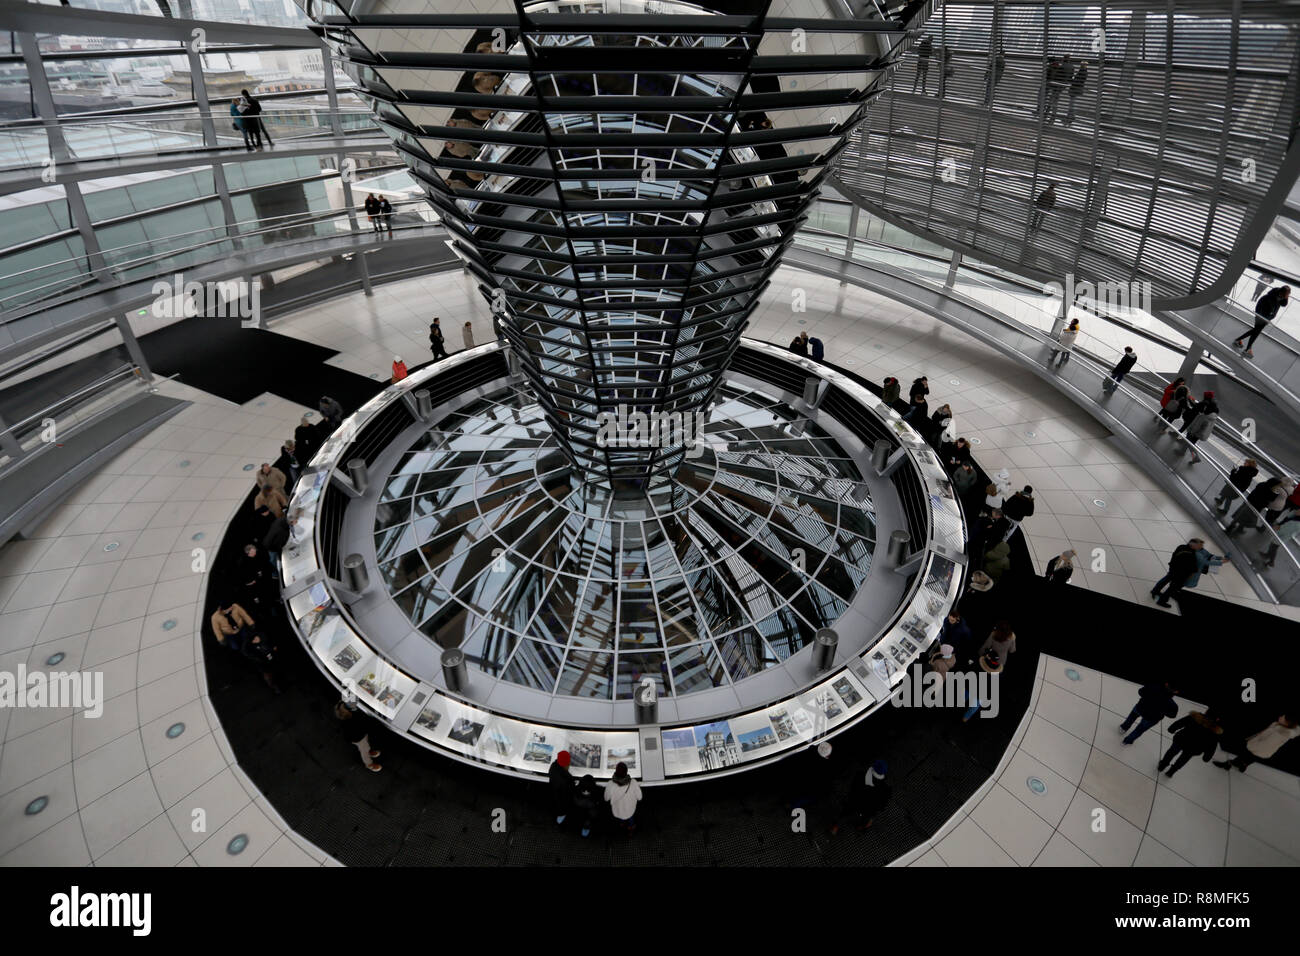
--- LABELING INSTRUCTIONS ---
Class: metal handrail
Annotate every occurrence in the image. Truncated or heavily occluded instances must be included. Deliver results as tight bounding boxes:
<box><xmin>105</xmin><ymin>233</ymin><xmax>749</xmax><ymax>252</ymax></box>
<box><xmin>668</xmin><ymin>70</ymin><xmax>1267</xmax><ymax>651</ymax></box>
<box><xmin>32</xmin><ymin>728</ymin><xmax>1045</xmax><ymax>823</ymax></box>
<box><xmin>7</xmin><ymin>363</ymin><xmax>141</xmax><ymax>436</ymax></box>
<box><xmin>0</xmin><ymin>200</ymin><xmax>435</xmax><ymax>313</ymax></box>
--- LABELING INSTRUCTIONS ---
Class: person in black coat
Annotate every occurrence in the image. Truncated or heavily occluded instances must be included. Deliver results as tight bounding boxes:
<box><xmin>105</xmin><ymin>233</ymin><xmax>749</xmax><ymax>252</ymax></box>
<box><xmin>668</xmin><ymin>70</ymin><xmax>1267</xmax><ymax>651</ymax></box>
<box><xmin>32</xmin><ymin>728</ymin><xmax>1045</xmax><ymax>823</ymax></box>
<box><xmin>430</xmin><ymin>317</ymin><xmax>449</xmax><ymax>360</ymax></box>
<box><xmin>549</xmin><ymin>750</ymin><xmax>575</xmax><ymax>825</ymax></box>
<box><xmin>294</xmin><ymin>417</ymin><xmax>319</xmax><ymax>465</ymax></box>
<box><xmin>902</xmin><ymin>395</ymin><xmax>929</xmax><ymax>431</ymax></box>
<box><xmin>1158</xmin><ymin>712</ymin><xmax>1224</xmax><ymax>778</ymax></box>
<box><xmin>335</xmin><ymin>700</ymin><xmax>381</xmax><ymax>771</ymax></box>
<box><xmin>909</xmin><ymin>376</ymin><xmax>929</xmax><ymax>402</ymax></box>
<box><xmin>1179</xmin><ymin>391</ymin><xmax>1218</xmax><ymax>434</ymax></box>
<box><xmin>273</xmin><ymin>442</ymin><xmax>299</xmax><ymax>485</ymax></box>
<box><xmin>1104</xmin><ymin>346</ymin><xmax>1138</xmax><ymax>391</ymax></box>
<box><xmin>1214</xmin><ymin>459</ymin><xmax>1257</xmax><ymax>513</ymax></box>
<box><xmin>830</xmin><ymin>760</ymin><xmax>891</xmax><ymax>835</ymax></box>
<box><xmin>572</xmin><ymin>774</ymin><xmax>602</xmax><ymax>838</ymax></box>
<box><xmin>1044</xmin><ymin>549</ymin><xmax>1076</xmax><ymax>584</ymax></box>
<box><xmin>1120</xmin><ymin>681</ymin><xmax>1179</xmax><ymax>744</ymax></box>
<box><xmin>1149</xmin><ymin>540</ymin><xmax>1204</xmax><ymax>607</ymax></box>
<box><xmin>236</xmin><ymin>542</ymin><xmax>279</xmax><ymax>612</ymax></box>
<box><xmin>1001</xmin><ymin>486</ymin><xmax>1035</xmax><ymax>523</ymax></box>
<box><xmin>264</xmin><ymin>513</ymin><xmax>292</xmax><ymax>558</ymax></box>
<box><xmin>789</xmin><ymin>333</ymin><xmax>808</xmax><ymax>357</ymax></box>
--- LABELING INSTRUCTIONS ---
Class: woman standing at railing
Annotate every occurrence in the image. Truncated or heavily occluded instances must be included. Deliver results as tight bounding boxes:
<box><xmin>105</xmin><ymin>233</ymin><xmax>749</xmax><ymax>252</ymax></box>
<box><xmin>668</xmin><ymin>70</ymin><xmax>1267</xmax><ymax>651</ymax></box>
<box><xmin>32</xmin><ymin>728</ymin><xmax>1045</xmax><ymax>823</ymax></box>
<box><xmin>230</xmin><ymin>99</ymin><xmax>254</xmax><ymax>152</ymax></box>
<box><xmin>1050</xmin><ymin>317</ymin><xmax>1080</xmax><ymax>368</ymax></box>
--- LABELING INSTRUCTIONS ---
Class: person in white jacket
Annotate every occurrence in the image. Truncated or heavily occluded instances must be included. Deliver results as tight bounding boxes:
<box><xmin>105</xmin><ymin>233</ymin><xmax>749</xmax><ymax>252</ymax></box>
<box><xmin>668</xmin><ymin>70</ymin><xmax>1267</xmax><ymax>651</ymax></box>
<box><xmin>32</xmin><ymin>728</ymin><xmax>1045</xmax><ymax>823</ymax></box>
<box><xmin>1215</xmin><ymin>715</ymin><xmax>1298</xmax><ymax>771</ymax></box>
<box><xmin>462</xmin><ymin>321</ymin><xmax>475</xmax><ymax>350</ymax></box>
<box><xmin>604</xmin><ymin>762</ymin><xmax>643</xmax><ymax>831</ymax></box>
<box><xmin>1051</xmin><ymin>318</ymin><xmax>1081</xmax><ymax>368</ymax></box>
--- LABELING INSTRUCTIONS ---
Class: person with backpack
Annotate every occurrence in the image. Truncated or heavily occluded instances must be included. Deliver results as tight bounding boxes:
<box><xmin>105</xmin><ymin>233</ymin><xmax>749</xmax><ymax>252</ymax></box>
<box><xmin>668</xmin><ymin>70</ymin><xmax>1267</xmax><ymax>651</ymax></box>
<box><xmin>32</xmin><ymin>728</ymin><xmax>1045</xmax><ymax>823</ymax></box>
<box><xmin>1182</xmin><ymin>398</ymin><xmax>1219</xmax><ymax>464</ymax></box>
<box><xmin>603</xmin><ymin>762</ymin><xmax>642</xmax><ymax>832</ymax></box>
<box><xmin>1232</xmin><ymin>285</ymin><xmax>1290</xmax><ymax>357</ymax></box>
<box><xmin>1158</xmin><ymin>383</ymin><xmax>1190</xmax><ymax>432</ymax></box>
<box><xmin>1159</xmin><ymin>376</ymin><xmax>1185</xmax><ymax>410</ymax></box>
<box><xmin>1149</xmin><ymin>540</ymin><xmax>1203</xmax><ymax>607</ymax></box>
<box><xmin>239</xmin><ymin>88</ymin><xmax>272</xmax><ymax>148</ymax></box>
<box><xmin>881</xmin><ymin>376</ymin><xmax>901</xmax><ymax>407</ymax></box>
<box><xmin>1159</xmin><ymin>711</ymin><xmax>1223</xmax><ymax>778</ymax></box>
<box><xmin>1119</xmin><ymin>681</ymin><xmax>1179</xmax><ymax>744</ymax></box>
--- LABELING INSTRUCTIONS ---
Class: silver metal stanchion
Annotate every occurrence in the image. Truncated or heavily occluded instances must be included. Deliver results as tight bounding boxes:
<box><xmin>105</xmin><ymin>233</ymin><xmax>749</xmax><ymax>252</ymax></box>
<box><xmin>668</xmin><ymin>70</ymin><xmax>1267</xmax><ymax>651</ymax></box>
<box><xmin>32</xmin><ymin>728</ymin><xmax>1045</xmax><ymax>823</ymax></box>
<box><xmin>871</xmin><ymin>439</ymin><xmax>891</xmax><ymax>474</ymax></box>
<box><xmin>634</xmin><ymin>679</ymin><xmax>658</xmax><ymax>724</ymax></box>
<box><xmin>414</xmin><ymin>388</ymin><xmax>433</xmax><ymax>420</ymax></box>
<box><xmin>346</xmin><ymin>458</ymin><xmax>368</xmax><ymax>495</ymax></box>
<box><xmin>802</xmin><ymin>377</ymin><xmax>819</xmax><ymax>406</ymax></box>
<box><xmin>887</xmin><ymin>530</ymin><xmax>911</xmax><ymax>567</ymax></box>
<box><xmin>342</xmin><ymin>554</ymin><xmax>368</xmax><ymax>594</ymax></box>
<box><xmin>442</xmin><ymin>647</ymin><xmax>468</xmax><ymax>693</ymax></box>
<box><xmin>813</xmin><ymin>628</ymin><xmax>839</xmax><ymax>671</ymax></box>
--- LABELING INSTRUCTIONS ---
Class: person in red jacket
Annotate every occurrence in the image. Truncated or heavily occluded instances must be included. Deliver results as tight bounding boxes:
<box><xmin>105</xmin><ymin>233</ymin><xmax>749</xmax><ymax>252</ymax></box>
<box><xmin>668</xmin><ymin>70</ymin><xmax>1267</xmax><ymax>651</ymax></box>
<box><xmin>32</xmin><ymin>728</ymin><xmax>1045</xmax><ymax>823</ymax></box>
<box><xmin>391</xmin><ymin>355</ymin><xmax>408</xmax><ymax>383</ymax></box>
<box><xmin>1160</xmin><ymin>376</ymin><xmax>1185</xmax><ymax>409</ymax></box>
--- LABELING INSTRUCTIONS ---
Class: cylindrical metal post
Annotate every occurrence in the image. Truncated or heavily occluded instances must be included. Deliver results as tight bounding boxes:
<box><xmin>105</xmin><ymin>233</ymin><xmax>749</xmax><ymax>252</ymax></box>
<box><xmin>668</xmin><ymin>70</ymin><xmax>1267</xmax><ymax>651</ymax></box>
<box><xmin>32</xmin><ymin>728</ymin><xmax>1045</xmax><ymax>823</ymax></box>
<box><xmin>506</xmin><ymin>348</ymin><xmax>522</xmax><ymax>379</ymax></box>
<box><xmin>871</xmin><ymin>439</ymin><xmax>891</xmax><ymax>473</ymax></box>
<box><xmin>634</xmin><ymin>680</ymin><xmax>658</xmax><ymax>724</ymax></box>
<box><xmin>802</xmin><ymin>377</ymin><xmax>819</xmax><ymax>405</ymax></box>
<box><xmin>887</xmin><ymin>529</ymin><xmax>911</xmax><ymax>567</ymax></box>
<box><xmin>347</xmin><ymin>458</ymin><xmax>368</xmax><ymax>494</ymax></box>
<box><xmin>414</xmin><ymin>388</ymin><xmax>433</xmax><ymax>420</ymax></box>
<box><xmin>442</xmin><ymin>647</ymin><xmax>468</xmax><ymax>693</ymax></box>
<box><xmin>342</xmin><ymin>553</ymin><xmax>369</xmax><ymax>594</ymax></box>
<box><xmin>813</xmin><ymin>628</ymin><xmax>839</xmax><ymax>671</ymax></box>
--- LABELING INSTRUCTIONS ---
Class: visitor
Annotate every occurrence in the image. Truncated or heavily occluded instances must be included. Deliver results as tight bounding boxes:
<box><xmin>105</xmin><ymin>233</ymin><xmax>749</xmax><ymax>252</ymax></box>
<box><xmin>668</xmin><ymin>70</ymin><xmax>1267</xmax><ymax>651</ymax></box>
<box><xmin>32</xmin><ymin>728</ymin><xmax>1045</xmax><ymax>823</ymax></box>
<box><xmin>254</xmin><ymin>483</ymin><xmax>289</xmax><ymax>520</ymax></box>
<box><xmin>1159</xmin><ymin>376</ymin><xmax>1185</xmax><ymax>410</ymax></box>
<box><xmin>940</xmin><ymin>610</ymin><xmax>974</xmax><ymax>663</ymax></box>
<box><xmin>1227</xmin><ymin>478</ymin><xmax>1285</xmax><ymax>534</ymax></box>
<box><xmin>318</xmin><ymin>396</ymin><xmax>344</xmax><ymax>429</ymax></box>
<box><xmin>1180</xmin><ymin>394</ymin><xmax>1219</xmax><ymax>463</ymax></box>
<box><xmin>604</xmin><ymin>761</ymin><xmax>643</xmax><ymax>832</ymax></box>
<box><xmin>295</xmin><ymin>415</ymin><xmax>320</xmax><ymax>463</ymax></box>
<box><xmin>1184</xmin><ymin>544</ymin><xmax>1228</xmax><ymax>590</ymax></box>
<box><xmin>1120</xmin><ymin>681</ymin><xmax>1179</xmax><ymax>744</ymax></box>
<box><xmin>263</xmin><ymin>511</ymin><xmax>294</xmax><ymax>566</ymax></box>
<box><xmin>912</xmin><ymin>35</ymin><xmax>933</xmax><ymax>93</ymax></box>
<box><xmin>938</xmin><ymin>45</ymin><xmax>954</xmax><ymax>98</ymax></box>
<box><xmin>573</xmin><ymin>774</ymin><xmax>602</xmax><ymax>838</ymax></box>
<box><xmin>1030</xmin><ymin>181</ymin><xmax>1057</xmax><ymax>233</ymax></box>
<box><xmin>1001</xmin><ymin>485</ymin><xmax>1035</xmax><ymax>536</ymax></box>
<box><xmin>928</xmin><ymin>643</ymin><xmax>957</xmax><ymax>677</ymax></box>
<box><xmin>983</xmin><ymin>49</ymin><xmax>1006</xmax><ymax>105</ymax></box>
<box><xmin>378</xmin><ymin>196</ymin><xmax>393</xmax><ymax>236</ymax></box>
<box><xmin>881</xmin><ymin>376</ymin><xmax>901</xmax><ymax>407</ymax></box>
<box><xmin>1064</xmin><ymin>59</ymin><xmax>1088</xmax><ymax>126</ymax></box>
<box><xmin>1045</xmin><ymin>54</ymin><xmax>1071</xmax><ymax>122</ymax></box>
<box><xmin>210</xmin><ymin>598</ymin><xmax>280</xmax><ymax>693</ymax></box>
<box><xmin>1158</xmin><ymin>711</ymin><xmax>1223</xmax><ymax>778</ymax></box>
<box><xmin>364</xmin><ymin>193</ymin><xmax>380</xmax><ymax>232</ymax></box>
<box><xmin>1103</xmin><ymin>346</ymin><xmax>1137</xmax><ymax>391</ymax></box>
<box><xmin>902</xmin><ymin>393</ymin><xmax>929</xmax><ymax>431</ymax></box>
<box><xmin>391</xmin><ymin>355</ymin><xmax>408</xmax><ymax>383</ymax></box>
<box><xmin>236</xmin><ymin>542</ymin><xmax>278</xmax><ymax>613</ymax></box>
<box><xmin>429</xmin><ymin>317</ymin><xmax>449</xmax><ymax>360</ymax></box>
<box><xmin>1257</xmin><ymin>511</ymin><xmax>1300</xmax><ymax>568</ymax></box>
<box><xmin>929</xmin><ymin>403</ymin><xmax>954</xmax><ymax>449</ymax></box>
<box><xmin>1051</xmin><ymin>317</ymin><xmax>1079</xmax><ymax>367</ymax></box>
<box><xmin>273</xmin><ymin>440</ymin><xmax>299</xmax><ymax>486</ymax></box>
<box><xmin>1178</xmin><ymin>390</ymin><xmax>1218</xmax><ymax>436</ymax></box>
<box><xmin>1214</xmin><ymin>458</ymin><xmax>1258</xmax><ymax>513</ymax></box>
<box><xmin>909</xmin><ymin>376</ymin><xmax>929</xmax><ymax>402</ymax></box>
<box><xmin>1232</xmin><ymin>285</ymin><xmax>1289</xmax><ymax>357</ymax></box>
<box><xmin>829</xmin><ymin>760</ymin><xmax>891</xmax><ymax>835</ymax></box>
<box><xmin>230</xmin><ymin>99</ymin><xmax>254</xmax><ymax>151</ymax></box>
<box><xmin>789</xmin><ymin>331</ymin><xmax>809</xmax><ymax>357</ymax></box>
<box><xmin>963</xmin><ymin>648</ymin><xmax>1002</xmax><ymax>721</ymax></box>
<box><xmin>979</xmin><ymin>621</ymin><xmax>1016</xmax><ymax>668</ymax></box>
<box><xmin>256</xmin><ymin>462</ymin><xmax>286</xmax><ymax>497</ymax></box>
<box><xmin>1150</xmin><ymin>539</ymin><xmax>1203</xmax><ymax>607</ymax></box>
<box><xmin>1044</xmin><ymin>549</ymin><xmax>1076</xmax><ymax>584</ymax></box>
<box><xmin>1158</xmin><ymin>384</ymin><xmax>1190</xmax><ymax>431</ymax></box>
<box><xmin>983</xmin><ymin>539</ymin><xmax>1012</xmax><ymax>582</ymax></box>
<box><xmin>462</xmin><ymin>320</ymin><xmax>475</xmax><ymax>350</ymax></box>
<box><xmin>1214</xmin><ymin>714</ymin><xmax>1299</xmax><ymax>772</ymax></box>
<box><xmin>240</xmin><ymin>89</ymin><xmax>272</xmax><ymax>148</ymax></box>
<box><xmin>334</xmin><ymin>700</ymin><xmax>382</xmax><ymax>772</ymax></box>
<box><xmin>809</xmin><ymin>335</ymin><xmax>825</xmax><ymax>362</ymax></box>
<box><xmin>549</xmin><ymin>750</ymin><xmax>575</xmax><ymax>825</ymax></box>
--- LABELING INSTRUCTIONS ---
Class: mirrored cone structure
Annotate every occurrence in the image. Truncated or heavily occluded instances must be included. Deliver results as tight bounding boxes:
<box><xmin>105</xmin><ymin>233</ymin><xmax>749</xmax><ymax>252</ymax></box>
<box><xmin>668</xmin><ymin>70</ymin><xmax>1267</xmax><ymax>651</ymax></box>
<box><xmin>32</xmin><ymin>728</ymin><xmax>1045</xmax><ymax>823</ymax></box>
<box><xmin>301</xmin><ymin>0</ymin><xmax>931</xmax><ymax>487</ymax></box>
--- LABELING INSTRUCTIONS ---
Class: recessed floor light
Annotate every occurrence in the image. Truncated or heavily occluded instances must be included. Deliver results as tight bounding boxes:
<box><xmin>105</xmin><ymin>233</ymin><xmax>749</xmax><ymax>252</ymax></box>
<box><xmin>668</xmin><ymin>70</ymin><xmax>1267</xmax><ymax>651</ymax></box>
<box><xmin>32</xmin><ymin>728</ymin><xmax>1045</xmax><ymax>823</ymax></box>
<box><xmin>162</xmin><ymin>619</ymin><xmax>177</xmax><ymax>630</ymax></box>
<box><xmin>191</xmin><ymin>532</ymin><xmax>205</xmax><ymax>542</ymax></box>
<box><xmin>969</xmin><ymin>437</ymin><xmax>982</xmax><ymax>445</ymax></box>
<box><xmin>166</xmin><ymin>722</ymin><xmax>186</xmax><ymax>739</ymax></box>
<box><xmin>1024</xmin><ymin>430</ymin><xmax>1036</xmax><ymax>437</ymax></box>
<box><xmin>226</xmin><ymin>834</ymin><xmax>249</xmax><ymax>855</ymax></box>
<box><xmin>242</xmin><ymin>464</ymin><xmax>255</xmax><ymax>471</ymax></box>
<box><xmin>1026</xmin><ymin>777</ymin><xmax>1047</xmax><ymax>795</ymax></box>
<box><xmin>178</xmin><ymin>460</ymin><xmax>191</xmax><ymax>468</ymax></box>
<box><xmin>949</xmin><ymin>379</ymin><xmax>960</xmax><ymax>385</ymax></box>
<box><xmin>25</xmin><ymin>796</ymin><xmax>48</xmax><ymax>816</ymax></box>
<box><xmin>45</xmin><ymin>652</ymin><xmax>64</xmax><ymax>666</ymax></box>
<box><xmin>1093</xmin><ymin>499</ymin><xmax>1106</xmax><ymax>508</ymax></box>
<box><xmin>1065</xmin><ymin>668</ymin><xmax>1081</xmax><ymax>682</ymax></box>
<box><xmin>103</xmin><ymin>542</ymin><xmax>119</xmax><ymax>552</ymax></box>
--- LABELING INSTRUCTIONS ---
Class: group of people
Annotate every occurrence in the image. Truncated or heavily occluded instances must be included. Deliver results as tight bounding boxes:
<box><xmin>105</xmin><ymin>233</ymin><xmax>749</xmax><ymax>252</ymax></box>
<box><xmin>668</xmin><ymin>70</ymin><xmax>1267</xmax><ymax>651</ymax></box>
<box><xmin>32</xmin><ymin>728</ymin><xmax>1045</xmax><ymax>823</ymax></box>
<box><xmin>210</xmin><ymin>395</ymin><xmax>349</xmax><ymax>704</ymax></box>
<box><xmin>1040</xmin><ymin>54</ymin><xmax>1089</xmax><ymax>126</ymax></box>
<box><xmin>387</xmin><ymin>317</ymin><xmax>478</xmax><ymax>383</ymax></box>
<box><xmin>1120</xmin><ymin>682</ymin><xmax>1298</xmax><ymax>778</ymax></box>
<box><xmin>228</xmin><ymin>88</ymin><xmax>272</xmax><ymax>152</ymax></box>
<box><xmin>549</xmin><ymin>751</ymin><xmax>643</xmax><ymax>837</ymax></box>
<box><xmin>911</xmin><ymin>36</ymin><xmax>956</xmax><ymax>97</ymax></box>
<box><xmin>363</xmin><ymin>193</ymin><xmax>395</xmax><ymax>237</ymax></box>
<box><xmin>1155</xmin><ymin>376</ymin><xmax>1220</xmax><ymax>463</ymax></box>
<box><xmin>788</xmin><ymin>329</ymin><xmax>825</xmax><ymax>361</ymax></box>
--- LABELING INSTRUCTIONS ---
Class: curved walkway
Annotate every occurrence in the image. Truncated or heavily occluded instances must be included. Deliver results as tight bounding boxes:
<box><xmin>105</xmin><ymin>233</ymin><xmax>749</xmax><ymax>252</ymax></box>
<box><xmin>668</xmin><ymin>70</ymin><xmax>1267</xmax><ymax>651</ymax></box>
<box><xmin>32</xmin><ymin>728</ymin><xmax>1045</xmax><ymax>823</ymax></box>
<box><xmin>1</xmin><ymin>265</ymin><xmax>1296</xmax><ymax>866</ymax></box>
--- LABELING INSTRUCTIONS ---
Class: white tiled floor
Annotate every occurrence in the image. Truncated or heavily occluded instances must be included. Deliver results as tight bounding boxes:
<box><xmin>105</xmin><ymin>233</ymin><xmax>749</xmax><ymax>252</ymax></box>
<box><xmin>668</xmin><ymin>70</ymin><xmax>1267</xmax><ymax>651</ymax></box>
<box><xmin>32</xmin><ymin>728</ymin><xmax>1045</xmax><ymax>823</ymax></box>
<box><xmin>901</xmin><ymin>655</ymin><xmax>1300</xmax><ymax>867</ymax></box>
<box><xmin>2</xmin><ymin>266</ymin><xmax>1295</xmax><ymax>867</ymax></box>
